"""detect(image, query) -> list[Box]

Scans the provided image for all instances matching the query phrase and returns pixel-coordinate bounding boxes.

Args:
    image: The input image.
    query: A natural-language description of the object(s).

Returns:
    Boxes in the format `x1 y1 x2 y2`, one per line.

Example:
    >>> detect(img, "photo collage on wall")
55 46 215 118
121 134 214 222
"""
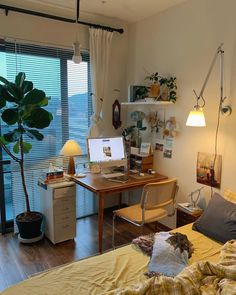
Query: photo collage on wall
154 109 174 159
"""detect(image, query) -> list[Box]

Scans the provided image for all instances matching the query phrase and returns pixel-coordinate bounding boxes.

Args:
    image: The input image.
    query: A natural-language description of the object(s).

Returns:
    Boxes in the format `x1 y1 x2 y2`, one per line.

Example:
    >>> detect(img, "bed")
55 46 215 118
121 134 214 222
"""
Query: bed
1 223 223 295
2 190 236 294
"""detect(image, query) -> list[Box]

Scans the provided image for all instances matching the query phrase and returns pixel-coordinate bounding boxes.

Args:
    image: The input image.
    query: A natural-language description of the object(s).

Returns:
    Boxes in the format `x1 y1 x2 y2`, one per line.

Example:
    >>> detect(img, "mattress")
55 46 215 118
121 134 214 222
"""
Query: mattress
2 224 222 295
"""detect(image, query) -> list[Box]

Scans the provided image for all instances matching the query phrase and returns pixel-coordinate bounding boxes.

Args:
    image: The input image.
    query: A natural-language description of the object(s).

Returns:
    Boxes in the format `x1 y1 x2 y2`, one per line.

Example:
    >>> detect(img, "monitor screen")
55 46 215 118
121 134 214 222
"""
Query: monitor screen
87 137 126 163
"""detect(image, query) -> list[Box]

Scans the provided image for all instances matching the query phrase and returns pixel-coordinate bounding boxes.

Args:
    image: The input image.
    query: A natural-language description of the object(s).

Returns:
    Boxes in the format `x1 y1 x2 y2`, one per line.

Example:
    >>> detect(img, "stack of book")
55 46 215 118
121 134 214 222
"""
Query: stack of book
178 203 203 215
38 166 65 187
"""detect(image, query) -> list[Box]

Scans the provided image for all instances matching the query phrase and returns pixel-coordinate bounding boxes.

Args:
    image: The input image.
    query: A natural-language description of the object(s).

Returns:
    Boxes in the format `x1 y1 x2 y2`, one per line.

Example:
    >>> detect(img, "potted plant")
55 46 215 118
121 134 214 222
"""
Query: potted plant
0 72 53 241
145 72 161 98
159 76 177 103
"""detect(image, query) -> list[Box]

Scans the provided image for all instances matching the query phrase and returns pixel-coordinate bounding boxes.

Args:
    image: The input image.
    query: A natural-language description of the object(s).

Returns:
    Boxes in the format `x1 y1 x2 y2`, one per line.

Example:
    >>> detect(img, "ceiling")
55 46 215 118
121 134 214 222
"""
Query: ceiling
2 0 188 24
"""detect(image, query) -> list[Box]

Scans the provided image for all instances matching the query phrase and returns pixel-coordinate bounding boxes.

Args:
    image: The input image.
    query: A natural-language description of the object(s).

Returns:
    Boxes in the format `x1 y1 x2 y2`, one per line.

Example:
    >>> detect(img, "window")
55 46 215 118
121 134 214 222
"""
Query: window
0 41 93 232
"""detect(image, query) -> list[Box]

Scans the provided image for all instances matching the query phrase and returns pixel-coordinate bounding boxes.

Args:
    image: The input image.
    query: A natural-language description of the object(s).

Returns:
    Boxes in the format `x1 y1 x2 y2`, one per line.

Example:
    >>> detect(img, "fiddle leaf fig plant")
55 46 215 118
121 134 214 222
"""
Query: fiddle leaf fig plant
0 72 53 213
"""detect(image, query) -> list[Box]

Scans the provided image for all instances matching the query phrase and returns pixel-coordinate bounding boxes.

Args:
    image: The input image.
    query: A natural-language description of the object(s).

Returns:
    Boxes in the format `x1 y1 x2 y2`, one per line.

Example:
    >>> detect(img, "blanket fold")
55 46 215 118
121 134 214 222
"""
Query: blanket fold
112 240 236 295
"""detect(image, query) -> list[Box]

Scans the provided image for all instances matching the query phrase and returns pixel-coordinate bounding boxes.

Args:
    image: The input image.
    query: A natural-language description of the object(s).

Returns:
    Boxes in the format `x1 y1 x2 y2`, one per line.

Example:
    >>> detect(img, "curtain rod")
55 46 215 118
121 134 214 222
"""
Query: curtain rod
0 4 124 34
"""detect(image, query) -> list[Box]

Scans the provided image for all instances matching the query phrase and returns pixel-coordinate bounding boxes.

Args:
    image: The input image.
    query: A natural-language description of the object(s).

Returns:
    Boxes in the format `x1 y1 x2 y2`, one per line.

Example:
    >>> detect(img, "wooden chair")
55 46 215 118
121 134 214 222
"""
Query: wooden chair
112 178 178 248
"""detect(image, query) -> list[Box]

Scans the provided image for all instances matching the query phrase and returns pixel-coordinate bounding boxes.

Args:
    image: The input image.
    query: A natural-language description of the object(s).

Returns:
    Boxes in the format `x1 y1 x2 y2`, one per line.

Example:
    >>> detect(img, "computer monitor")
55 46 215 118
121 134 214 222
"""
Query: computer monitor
87 137 127 168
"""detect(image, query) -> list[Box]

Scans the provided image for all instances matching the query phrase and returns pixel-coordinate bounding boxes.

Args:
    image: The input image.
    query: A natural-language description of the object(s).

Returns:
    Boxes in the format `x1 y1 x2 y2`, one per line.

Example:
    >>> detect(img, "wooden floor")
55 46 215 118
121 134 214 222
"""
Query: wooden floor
0 208 169 292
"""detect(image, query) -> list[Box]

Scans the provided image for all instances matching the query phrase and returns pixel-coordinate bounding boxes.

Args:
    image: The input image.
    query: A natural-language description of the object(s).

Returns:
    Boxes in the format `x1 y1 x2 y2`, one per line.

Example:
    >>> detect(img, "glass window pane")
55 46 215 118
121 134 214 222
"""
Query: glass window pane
67 60 90 153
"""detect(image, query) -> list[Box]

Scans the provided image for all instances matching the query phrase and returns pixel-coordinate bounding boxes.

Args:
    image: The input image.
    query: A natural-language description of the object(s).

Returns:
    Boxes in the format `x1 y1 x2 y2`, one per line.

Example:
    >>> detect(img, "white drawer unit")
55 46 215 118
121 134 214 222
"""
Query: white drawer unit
39 181 76 244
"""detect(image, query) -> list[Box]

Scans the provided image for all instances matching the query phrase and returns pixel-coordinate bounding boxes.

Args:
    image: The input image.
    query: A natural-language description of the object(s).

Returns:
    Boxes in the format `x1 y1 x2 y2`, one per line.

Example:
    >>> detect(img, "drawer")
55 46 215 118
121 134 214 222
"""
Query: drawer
54 186 76 199
54 195 75 215
55 223 76 243
54 211 76 224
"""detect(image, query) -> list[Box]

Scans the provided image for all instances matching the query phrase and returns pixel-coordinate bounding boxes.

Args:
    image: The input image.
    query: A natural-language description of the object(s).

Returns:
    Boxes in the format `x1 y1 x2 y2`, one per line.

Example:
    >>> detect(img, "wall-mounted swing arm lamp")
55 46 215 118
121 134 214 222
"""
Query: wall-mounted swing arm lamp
186 43 232 127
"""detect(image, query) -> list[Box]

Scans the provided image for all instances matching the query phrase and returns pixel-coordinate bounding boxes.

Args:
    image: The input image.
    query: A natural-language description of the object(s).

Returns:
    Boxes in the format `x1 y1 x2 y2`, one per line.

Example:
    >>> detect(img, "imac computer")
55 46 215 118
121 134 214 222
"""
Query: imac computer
87 137 128 176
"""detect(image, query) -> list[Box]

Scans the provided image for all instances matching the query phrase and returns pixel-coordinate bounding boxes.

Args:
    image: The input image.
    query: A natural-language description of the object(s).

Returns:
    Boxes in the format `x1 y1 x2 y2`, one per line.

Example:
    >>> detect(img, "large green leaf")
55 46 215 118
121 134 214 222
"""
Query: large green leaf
0 97 6 109
26 129 44 141
38 97 49 107
24 108 53 129
22 142 32 153
22 89 46 105
0 85 16 102
0 76 10 85
5 83 22 101
3 130 21 142
15 72 25 88
22 81 33 94
13 141 32 154
13 142 19 153
2 109 18 125
0 136 10 145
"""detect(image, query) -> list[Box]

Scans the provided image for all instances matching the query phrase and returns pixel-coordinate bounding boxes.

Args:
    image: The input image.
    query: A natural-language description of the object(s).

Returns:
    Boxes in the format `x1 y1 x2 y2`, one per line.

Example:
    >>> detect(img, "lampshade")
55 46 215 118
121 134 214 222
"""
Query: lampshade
60 140 82 156
60 140 82 175
72 41 82 64
186 107 206 127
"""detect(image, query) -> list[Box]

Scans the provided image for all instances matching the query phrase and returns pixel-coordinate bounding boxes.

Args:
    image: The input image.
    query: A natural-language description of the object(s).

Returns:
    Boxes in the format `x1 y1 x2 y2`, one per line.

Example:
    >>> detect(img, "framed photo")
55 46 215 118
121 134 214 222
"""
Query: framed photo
140 142 151 155
128 85 148 102
196 152 222 188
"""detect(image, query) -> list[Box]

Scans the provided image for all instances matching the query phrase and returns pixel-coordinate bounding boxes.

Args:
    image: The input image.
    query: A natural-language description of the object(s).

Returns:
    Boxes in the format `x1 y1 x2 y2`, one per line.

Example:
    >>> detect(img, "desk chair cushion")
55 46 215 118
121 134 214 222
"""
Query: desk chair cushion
114 204 168 224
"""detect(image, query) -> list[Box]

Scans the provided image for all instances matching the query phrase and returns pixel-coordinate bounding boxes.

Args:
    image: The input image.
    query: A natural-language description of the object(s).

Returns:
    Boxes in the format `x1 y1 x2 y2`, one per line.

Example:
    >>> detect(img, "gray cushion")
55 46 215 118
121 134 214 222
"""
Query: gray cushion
192 192 236 243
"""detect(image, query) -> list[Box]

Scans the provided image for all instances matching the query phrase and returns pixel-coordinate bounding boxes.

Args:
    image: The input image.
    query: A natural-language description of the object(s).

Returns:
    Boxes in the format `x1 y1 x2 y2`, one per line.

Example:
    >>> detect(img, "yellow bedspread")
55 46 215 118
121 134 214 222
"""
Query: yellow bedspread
1 224 222 295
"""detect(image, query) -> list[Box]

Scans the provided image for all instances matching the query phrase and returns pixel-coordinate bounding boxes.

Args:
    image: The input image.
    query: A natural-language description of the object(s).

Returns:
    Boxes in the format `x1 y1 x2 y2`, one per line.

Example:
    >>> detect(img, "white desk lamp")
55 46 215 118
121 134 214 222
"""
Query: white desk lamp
60 140 82 175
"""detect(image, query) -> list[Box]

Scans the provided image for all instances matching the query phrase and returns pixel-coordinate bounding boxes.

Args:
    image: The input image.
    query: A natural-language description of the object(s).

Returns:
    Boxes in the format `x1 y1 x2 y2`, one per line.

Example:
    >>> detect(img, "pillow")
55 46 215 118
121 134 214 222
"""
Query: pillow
132 233 155 256
224 189 236 204
192 192 236 243
147 232 190 277
132 232 193 258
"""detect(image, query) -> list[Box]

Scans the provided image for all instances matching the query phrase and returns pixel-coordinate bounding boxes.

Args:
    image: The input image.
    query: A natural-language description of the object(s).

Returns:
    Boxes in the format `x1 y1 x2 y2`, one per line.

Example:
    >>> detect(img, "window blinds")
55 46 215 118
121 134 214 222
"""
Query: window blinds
0 41 96 230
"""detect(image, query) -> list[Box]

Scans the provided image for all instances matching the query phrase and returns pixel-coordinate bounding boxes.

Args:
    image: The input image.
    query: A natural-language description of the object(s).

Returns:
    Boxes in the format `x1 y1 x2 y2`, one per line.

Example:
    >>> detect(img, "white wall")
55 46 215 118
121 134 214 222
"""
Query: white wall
127 0 236 227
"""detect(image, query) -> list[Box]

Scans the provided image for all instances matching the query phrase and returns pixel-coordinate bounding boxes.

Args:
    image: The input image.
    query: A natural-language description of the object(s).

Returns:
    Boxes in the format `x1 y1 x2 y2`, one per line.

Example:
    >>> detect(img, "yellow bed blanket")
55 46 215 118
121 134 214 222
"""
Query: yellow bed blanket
1 224 224 295
113 240 236 294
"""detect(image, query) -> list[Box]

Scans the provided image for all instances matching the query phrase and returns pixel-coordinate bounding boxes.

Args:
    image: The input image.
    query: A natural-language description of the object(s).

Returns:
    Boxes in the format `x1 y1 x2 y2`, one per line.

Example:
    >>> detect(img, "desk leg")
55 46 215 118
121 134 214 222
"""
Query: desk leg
119 192 122 208
98 193 104 253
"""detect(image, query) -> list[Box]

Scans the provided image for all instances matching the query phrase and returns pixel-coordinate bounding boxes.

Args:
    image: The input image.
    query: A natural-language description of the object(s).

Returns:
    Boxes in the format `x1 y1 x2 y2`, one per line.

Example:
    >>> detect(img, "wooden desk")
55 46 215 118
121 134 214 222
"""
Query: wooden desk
72 172 167 253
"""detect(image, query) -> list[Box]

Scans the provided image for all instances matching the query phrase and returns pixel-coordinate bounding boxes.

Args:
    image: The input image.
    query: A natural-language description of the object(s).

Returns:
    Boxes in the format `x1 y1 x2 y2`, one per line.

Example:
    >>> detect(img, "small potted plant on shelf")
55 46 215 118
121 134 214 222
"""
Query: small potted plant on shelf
0 72 53 242
159 76 177 103
145 72 161 99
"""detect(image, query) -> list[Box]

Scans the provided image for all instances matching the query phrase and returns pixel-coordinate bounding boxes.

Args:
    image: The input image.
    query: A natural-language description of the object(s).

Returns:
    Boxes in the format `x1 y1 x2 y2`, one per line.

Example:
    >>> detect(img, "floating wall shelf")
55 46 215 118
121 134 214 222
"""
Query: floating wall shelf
121 101 174 106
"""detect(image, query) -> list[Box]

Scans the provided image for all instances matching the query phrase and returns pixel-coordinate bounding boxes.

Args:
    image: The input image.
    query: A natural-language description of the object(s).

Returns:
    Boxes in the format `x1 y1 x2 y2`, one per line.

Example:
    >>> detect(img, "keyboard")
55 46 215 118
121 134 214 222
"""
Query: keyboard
102 172 125 179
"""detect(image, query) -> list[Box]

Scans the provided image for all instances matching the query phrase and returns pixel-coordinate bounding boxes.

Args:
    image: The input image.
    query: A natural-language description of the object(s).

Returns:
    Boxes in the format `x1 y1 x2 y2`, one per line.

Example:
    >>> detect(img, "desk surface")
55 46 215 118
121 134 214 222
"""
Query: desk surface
71 171 168 253
72 172 168 194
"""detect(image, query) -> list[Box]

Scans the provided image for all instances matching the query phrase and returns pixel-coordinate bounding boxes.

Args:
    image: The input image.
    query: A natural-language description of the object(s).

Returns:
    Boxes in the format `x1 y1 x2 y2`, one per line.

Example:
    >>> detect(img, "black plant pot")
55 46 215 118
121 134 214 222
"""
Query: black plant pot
16 211 43 239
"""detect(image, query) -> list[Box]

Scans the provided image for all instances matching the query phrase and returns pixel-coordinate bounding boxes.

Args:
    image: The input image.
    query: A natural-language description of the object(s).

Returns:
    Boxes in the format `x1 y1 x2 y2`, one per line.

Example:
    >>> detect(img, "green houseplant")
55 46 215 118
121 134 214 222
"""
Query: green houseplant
159 76 177 103
0 72 53 240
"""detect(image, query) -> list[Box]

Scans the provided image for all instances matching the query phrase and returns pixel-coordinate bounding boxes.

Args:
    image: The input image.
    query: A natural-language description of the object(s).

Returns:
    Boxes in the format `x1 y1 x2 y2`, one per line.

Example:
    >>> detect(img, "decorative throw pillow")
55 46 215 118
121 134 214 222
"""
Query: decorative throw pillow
132 233 155 256
147 232 191 277
193 192 236 243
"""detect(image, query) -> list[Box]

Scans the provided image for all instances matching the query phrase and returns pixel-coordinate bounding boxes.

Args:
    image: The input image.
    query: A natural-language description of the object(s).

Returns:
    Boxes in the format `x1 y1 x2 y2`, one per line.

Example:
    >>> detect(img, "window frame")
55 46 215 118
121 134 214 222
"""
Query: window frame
0 41 91 233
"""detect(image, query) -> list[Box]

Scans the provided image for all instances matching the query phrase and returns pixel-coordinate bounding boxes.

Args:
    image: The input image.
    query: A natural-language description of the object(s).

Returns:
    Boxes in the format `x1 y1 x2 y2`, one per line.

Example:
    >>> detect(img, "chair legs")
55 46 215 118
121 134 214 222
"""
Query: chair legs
112 214 116 249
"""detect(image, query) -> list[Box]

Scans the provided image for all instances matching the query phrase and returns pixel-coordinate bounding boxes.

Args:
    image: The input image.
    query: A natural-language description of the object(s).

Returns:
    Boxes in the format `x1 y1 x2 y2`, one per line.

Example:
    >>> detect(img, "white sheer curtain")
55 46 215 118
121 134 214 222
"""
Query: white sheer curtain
88 28 113 137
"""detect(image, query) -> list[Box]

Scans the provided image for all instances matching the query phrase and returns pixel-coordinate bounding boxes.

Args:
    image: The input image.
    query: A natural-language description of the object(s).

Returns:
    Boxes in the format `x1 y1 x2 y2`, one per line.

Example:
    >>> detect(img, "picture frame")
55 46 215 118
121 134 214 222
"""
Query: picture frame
140 142 151 155
128 85 148 102
196 152 222 188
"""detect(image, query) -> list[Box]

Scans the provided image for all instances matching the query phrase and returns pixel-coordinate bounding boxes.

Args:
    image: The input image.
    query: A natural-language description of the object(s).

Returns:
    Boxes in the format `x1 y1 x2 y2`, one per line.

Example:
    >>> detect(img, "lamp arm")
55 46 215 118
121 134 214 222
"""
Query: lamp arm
196 43 224 101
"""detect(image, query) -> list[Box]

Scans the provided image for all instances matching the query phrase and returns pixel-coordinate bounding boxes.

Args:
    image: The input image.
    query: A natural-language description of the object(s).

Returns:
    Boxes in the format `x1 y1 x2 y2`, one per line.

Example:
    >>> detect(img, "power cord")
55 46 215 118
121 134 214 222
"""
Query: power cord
210 96 222 197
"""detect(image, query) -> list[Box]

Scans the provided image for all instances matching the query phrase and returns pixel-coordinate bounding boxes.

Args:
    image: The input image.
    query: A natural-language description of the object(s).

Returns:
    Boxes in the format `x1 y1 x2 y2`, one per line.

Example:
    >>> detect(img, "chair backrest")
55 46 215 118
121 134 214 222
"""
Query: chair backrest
140 178 178 210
